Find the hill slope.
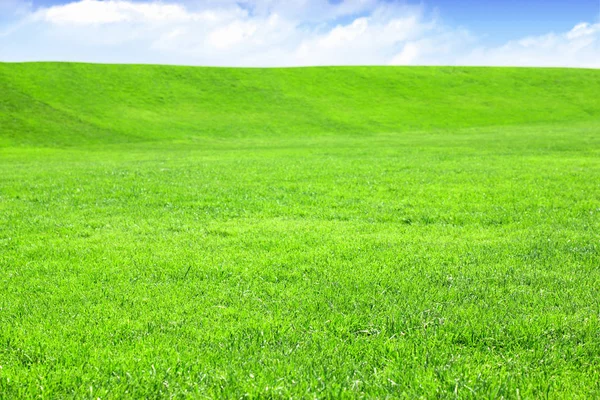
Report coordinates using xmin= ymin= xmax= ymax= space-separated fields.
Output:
xmin=1 ymin=63 xmax=600 ymax=146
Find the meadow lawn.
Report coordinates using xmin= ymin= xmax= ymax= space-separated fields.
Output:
xmin=1 ymin=63 xmax=599 ymax=398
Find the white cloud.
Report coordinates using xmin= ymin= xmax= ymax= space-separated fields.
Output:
xmin=0 ymin=0 xmax=598 ymax=68
xmin=292 ymin=11 xmax=438 ymax=66
xmin=37 ymin=0 xmax=189 ymax=24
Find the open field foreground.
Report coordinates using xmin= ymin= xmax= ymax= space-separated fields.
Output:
xmin=1 ymin=63 xmax=600 ymax=398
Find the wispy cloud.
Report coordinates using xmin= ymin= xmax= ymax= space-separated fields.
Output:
xmin=0 ymin=0 xmax=598 ymax=68
xmin=459 ymin=22 xmax=600 ymax=68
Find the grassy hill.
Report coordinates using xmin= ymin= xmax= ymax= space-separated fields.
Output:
xmin=1 ymin=63 xmax=599 ymax=398
xmin=2 ymin=63 xmax=600 ymax=146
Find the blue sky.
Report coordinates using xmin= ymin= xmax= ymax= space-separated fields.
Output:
xmin=21 ymin=0 xmax=600 ymax=41
xmin=437 ymin=0 xmax=599 ymax=43
xmin=1 ymin=0 xmax=599 ymax=67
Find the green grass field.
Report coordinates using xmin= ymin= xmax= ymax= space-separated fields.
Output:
xmin=1 ymin=63 xmax=599 ymax=398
